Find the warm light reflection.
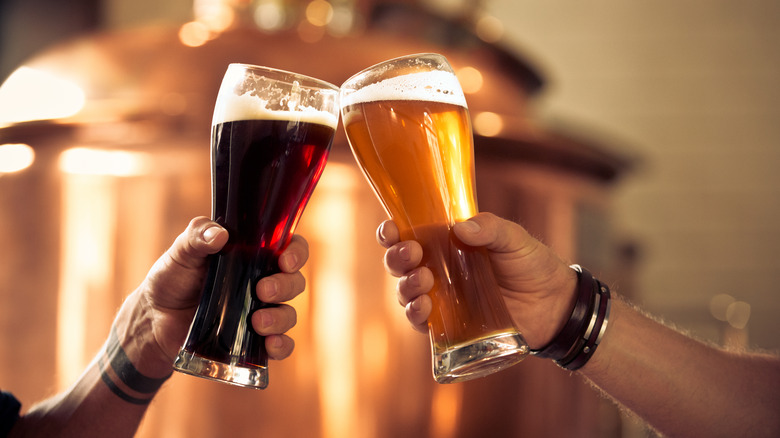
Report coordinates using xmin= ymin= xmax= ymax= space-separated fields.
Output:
xmin=473 ymin=111 xmax=504 ymax=137
xmin=179 ymin=21 xmax=212 ymax=47
xmin=254 ymin=0 xmax=286 ymax=31
xmin=193 ymin=0 xmax=235 ymax=32
xmin=361 ymin=320 xmax=389 ymax=384
xmin=430 ymin=383 xmax=462 ymax=438
xmin=710 ymin=293 xmax=751 ymax=329
xmin=475 ymin=14 xmax=504 ymax=43
xmin=328 ymin=4 xmax=355 ymax=35
xmin=0 ymin=67 xmax=86 ymax=124
xmin=456 ymin=66 xmax=483 ymax=94
xmin=57 ymin=173 xmax=116 ymax=389
xmin=309 ymin=164 xmax=359 ymax=438
xmin=726 ymin=301 xmax=751 ymax=329
xmin=59 ymin=147 xmax=150 ymax=176
xmin=0 ymin=143 xmax=35 ymax=173
xmin=709 ymin=293 xmax=735 ymax=321
xmin=305 ymin=0 xmax=334 ymax=27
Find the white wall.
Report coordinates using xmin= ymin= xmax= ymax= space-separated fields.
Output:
xmin=489 ymin=0 xmax=780 ymax=350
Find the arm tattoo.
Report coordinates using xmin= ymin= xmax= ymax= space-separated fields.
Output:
xmin=99 ymin=327 xmax=172 ymax=405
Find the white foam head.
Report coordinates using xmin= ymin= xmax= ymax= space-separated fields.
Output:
xmin=212 ymin=65 xmax=339 ymax=128
xmin=341 ymin=70 xmax=468 ymax=108
xmin=213 ymin=92 xmax=339 ymax=129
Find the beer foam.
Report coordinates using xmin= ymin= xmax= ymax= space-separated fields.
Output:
xmin=341 ymin=70 xmax=467 ymax=108
xmin=213 ymin=91 xmax=339 ymax=129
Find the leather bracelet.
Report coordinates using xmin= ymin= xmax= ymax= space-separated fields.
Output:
xmin=531 ymin=265 xmax=611 ymax=371
xmin=558 ymin=278 xmax=611 ymax=370
xmin=531 ymin=265 xmax=596 ymax=360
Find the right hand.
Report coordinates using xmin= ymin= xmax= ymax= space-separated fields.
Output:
xmin=377 ymin=212 xmax=578 ymax=349
xmin=138 ymin=217 xmax=308 ymax=372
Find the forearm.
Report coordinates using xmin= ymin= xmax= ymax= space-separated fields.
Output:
xmin=12 ymin=361 xmax=153 ymax=438
xmin=579 ymin=297 xmax=780 ymax=438
xmin=11 ymin=290 xmax=171 ymax=438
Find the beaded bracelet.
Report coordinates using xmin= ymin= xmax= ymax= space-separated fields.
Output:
xmin=531 ymin=265 xmax=612 ymax=371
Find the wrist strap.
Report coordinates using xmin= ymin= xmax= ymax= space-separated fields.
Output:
xmin=531 ymin=265 xmax=611 ymax=371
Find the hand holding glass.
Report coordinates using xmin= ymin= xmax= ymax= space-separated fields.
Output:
xmin=174 ymin=64 xmax=339 ymax=389
xmin=340 ymin=54 xmax=529 ymax=383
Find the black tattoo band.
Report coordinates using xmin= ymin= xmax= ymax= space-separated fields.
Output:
xmin=106 ymin=327 xmax=172 ymax=394
xmin=98 ymin=356 xmax=153 ymax=405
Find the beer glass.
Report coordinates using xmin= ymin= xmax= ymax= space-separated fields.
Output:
xmin=174 ymin=64 xmax=339 ymax=389
xmin=340 ymin=54 xmax=529 ymax=383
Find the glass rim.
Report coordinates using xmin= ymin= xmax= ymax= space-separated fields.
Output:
xmin=340 ymin=53 xmax=450 ymax=91
xmin=227 ymin=62 xmax=339 ymax=93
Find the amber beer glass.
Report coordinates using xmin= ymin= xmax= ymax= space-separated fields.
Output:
xmin=174 ymin=64 xmax=339 ymax=388
xmin=340 ymin=54 xmax=529 ymax=383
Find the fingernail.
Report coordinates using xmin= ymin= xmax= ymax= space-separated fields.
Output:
xmin=410 ymin=297 xmax=421 ymax=311
xmin=281 ymin=253 xmax=299 ymax=271
xmin=377 ymin=223 xmax=387 ymax=243
xmin=261 ymin=278 xmax=279 ymax=301
xmin=458 ymin=220 xmax=481 ymax=234
xmin=260 ymin=311 xmax=273 ymax=329
xmin=408 ymin=270 xmax=420 ymax=287
xmin=203 ymin=226 xmax=221 ymax=243
xmin=398 ymin=244 xmax=411 ymax=261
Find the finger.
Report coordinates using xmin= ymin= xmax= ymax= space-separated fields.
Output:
xmin=251 ymin=304 xmax=297 ymax=336
xmin=265 ymin=334 xmax=295 ymax=360
xmin=383 ymin=241 xmax=424 ymax=277
xmin=405 ymin=295 xmax=432 ymax=334
xmin=396 ymin=267 xmax=434 ymax=306
xmin=376 ymin=220 xmax=400 ymax=248
xmin=257 ymin=272 xmax=305 ymax=303
xmin=170 ymin=217 xmax=228 ymax=269
xmin=278 ymin=234 xmax=309 ymax=273
xmin=452 ymin=212 xmax=533 ymax=255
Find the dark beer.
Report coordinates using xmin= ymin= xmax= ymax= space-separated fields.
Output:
xmin=180 ymin=118 xmax=333 ymax=369
xmin=173 ymin=64 xmax=338 ymax=389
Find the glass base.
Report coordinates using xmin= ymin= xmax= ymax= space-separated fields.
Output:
xmin=173 ymin=350 xmax=268 ymax=389
xmin=432 ymin=331 xmax=529 ymax=384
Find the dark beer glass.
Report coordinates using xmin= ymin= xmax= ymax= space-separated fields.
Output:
xmin=174 ymin=64 xmax=339 ymax=389
xmin=340 ymin=54 xmax=529 ymax=383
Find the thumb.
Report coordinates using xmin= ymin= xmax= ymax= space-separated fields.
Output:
xmin=144 ymin=217 xmax=228 ymax=309
xmin=168 ymin=217 xmax=228 ymax=268
xmin=452 ymin=212 xmax=535 ymax=256
xmin=451 ymin=212 xmax=503 ymax=248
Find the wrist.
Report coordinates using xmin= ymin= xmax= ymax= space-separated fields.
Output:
xmin=531 ymin=265 xmax=612 ymax=371
xmin=545 ymin=263 xmax=579 ymax=346
xmin=99 ymin=291 xmax=173 ymax=404
xmin=117 ymin=290 xmax=176 ymax=376
xmin=525 ymin=262 xmax=578 ymax=350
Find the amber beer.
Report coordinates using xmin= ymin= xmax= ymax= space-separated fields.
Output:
xmin=341 ymin=54 xmax=529 ymax=383
xmin=174 ymin=64 xmax=339 ymax=389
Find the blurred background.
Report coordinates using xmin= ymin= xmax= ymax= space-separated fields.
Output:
xmin=1 ymin=0 xmax=778 ymax=437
